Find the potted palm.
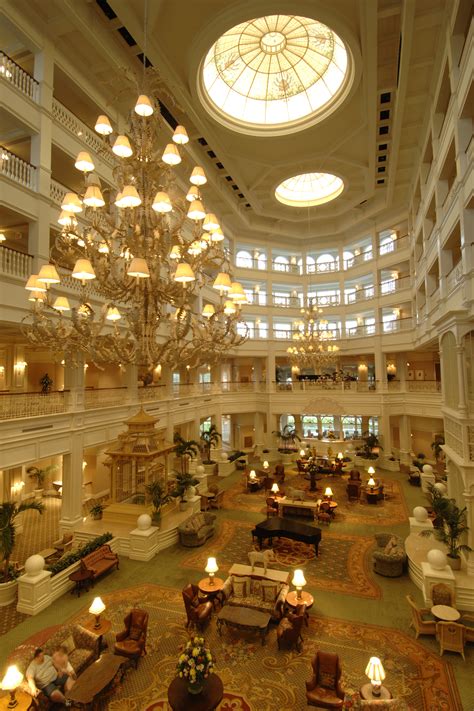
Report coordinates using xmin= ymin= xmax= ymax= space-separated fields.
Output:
xmin=0 ymin=500 xmax=44 ymax=605
xmin=26 ymin=463 xmax=58 ymax=498
xmin=145 ymin=480 xmax=172 ymax=525
xmin=273 ymin=425 xmax=301 ymax=463
xmin=89 ymin=502 xmax=105 ymax=521
xmin=171 ymin=472 xmax=200 ymax=510
xmin=421 ymin=498 xmax=472 ymax=570
xmin=174 ymin=433 xmax=199 ymax=475
xmin=200 ymin=424 xmax=221 ymax=474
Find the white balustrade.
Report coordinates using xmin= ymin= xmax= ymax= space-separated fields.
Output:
xmin=52 ymin=99 xmax=114 ymax=166
xmin=446 ymin=263 xmax=463 ymax=294
xmin=50 ymin=179 xmax=67 ymax=205
xmin=406 ymin=381 xmax=441 ymax=392
xmin=0 ymin=51 xmax=39 ymax=102
xmin=0 ymin=246 xmax=33 ymax=279
xmin=0 ymin=147 xmax=36 ymax=189
xmin=0 ymin=391 xmax=68 ymax=420
xmin=84 ymin=387 xmax=128 ymax=409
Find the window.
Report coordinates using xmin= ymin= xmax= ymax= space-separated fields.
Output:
xmin=320 ymin=415 xmax=335 ymax=433
xmin=365 ymin=317 xmax=376 ymax=334
xmin=221 ymin=415 xmax=231 ymax=444
xmin=200 ymin=417 xmax=211 ymax=435
xmin=274 ymin=322 xmax=292 ymax=338
xmin=315 ymin=289 xmax=339 ymax=306
xmin=368 ymin=417 xmax=379 ymax=435
xmin=344 ymin=287 xmax=356 ymax=304
xmin=341 ymin=416 xmax=362 ymax=437
xmin=238 ymin=322 xmax=255 ymax=338
xmin=273 ymin=255 xmax=289 ymax=272
xmin=172 ymin=372 xmax=180 ymax=384
xmin=345 ymin=319 xmax=358 ymax=335
xmin=236 ymin=250 xmax=253 ymax=268
xmin=256 ymin=253 xmax=267 ymax=270
xmin=343 ymin=250 xmax=354 ymax=269
xmin=302 ymin=415 xmax=318 ymax=437
xmin=382 ymin=313 xmax=398 ymax=332
xmin=379 ymin=233 xmax=397 ymax=255
xmin=280 ymin=414 xmax=295 ymax=431
xmin=363 ymin=245 xmax=373 ymax=261
xmin=316 ymin=253 xmax=336 ymax=272
xmin=381 ymin=279 xmax=396 ymax=295
xmin=199 ymin=371 xmax=211 ymax=384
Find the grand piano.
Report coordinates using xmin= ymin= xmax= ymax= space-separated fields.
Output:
xmin=251 ymin=517 xmax=322 ymax=556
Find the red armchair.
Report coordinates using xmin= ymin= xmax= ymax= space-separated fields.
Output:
xmin=182 ymin=583 xmax=213 ymax=630
xmin=306 ymin=651 xmax=345 ymax=709
xmin=114 ymin=608 xmax=149 ymax=667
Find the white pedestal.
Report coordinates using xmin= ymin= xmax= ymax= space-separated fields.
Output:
xmin=129 ymin=526 xmax=159 ymax=561
xmin=421 ymin=471 xmax=436 ymax=494
xmin=218 ymin=460 xmax=234 ymax=477
xmin=409 ymin=518 xmax=434 ymax=534
xmin=421 ymin=562 xmax=456 ymax=606
xmin=195 ymin=478 xmax=208 ymax=495
xmin=17 ymin=570 xmax=52 ymax=615
xmin=184 ymin=495 xmax=201 ymax=514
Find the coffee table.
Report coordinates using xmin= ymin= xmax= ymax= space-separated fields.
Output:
xmin=431 ymin=604 xmax=461 ymax=621
xmin=168 ymin=673 xmax=223 ymax=711
xmin=360 ymin=683 xmax=392 ymax=700
xmin=217 ymin=606 xmax=271 ymax=645
xmin=66 ymin=653 xmax=124 ymax=708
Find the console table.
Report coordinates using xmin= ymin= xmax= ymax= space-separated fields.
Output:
xmin=278 ymin=498 xmax=319 ymax=518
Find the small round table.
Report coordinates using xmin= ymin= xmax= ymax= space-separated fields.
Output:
xmin=0 ymin=689 xmax=34 ymax=710
xmin=365 ymin=488 xmax=380 ymax=505
xmin=360 ymin=683 xmax=392 ymax=700
xmin=286 ymin=590 xmax=314 ymax=626
xmin=69 ymin=569 xmax=93 ymax=597
xmin=431 ymin=604 xmax=461 ymax=621
xmin=198 ymin=577 xmax=225 ymax=610
xmin=168 ymin=673 xmax=224 ymax=711
xmin=83 ymin=618 xmax=112 ymax=656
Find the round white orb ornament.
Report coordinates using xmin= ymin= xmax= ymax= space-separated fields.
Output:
xmin=24 ymin=554 xmax=45 ymax=577
xmin=137 ymin=514 xmax=152 ymax=530
xmin=422 ymin=464 xmax=434 ymax=475
xmin=196 ymin=465 xmax=205 ymax=475
xmin=427 ymin=549 xmax=447 ymax=570
xmin=220 ymin=452 xmax=228 ymax=461
xmin=413 ymin=506 xmax=429 ymax=522
xmin=434 ymin=482 xmax=447 ymax=495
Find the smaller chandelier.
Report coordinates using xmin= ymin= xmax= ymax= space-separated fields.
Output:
xmin=287 ymin=303 xmax=339 ymax=371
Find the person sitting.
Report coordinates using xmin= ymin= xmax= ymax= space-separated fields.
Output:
xmin=26 ymin=647 xmax=75 ymax=705
xmin=52 ymin=645 xmax=76 ymax=683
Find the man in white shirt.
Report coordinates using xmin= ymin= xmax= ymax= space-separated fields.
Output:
xmin=26 ymin=647 xmax=73 ymax=705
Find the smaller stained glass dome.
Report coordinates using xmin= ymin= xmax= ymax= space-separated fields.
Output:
xmin=275 ymin=172 xmax=344 ymax=207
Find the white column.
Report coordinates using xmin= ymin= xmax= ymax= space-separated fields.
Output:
xmin=399 ymin=414 xmax=412 ymax=464
xmin=60 ymin=434 xmax=84 ymax=530
xmin=455 ymin=345 xmax=467 ymax=415
xmin=64 ymin=357 xmax=85 ymax=411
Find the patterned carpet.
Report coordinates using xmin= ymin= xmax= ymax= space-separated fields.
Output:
xmin=181 ymin=519 xmax=381 ymax=599
xmin=8 ymin=583 xmax=462 ymax=711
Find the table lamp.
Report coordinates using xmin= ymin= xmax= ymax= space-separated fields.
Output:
xmin=205 ymin=556 xmax=218 ymax=585
xmin=337 ymin=452 xmax=344 ymax=461
xmin=300 ymin=449 xmax=306 ymax=457
xmin=271 ymin=482 xmax=279 ymax=497
xmin=1 ymin=665 xmax=23 ymax=708
xmin=367 ymin=465 xmax=375 ymax=476
xmin=292 ymin=569 xmax=306 ymax=599
xmin=249 ymin=470 xmax=257 ymax=481
xmin=263 ymin=460 xmax=269 ymax=470
xmin=324 ymin=487 xmax=333 ymax=500
xmin=365 ymin=656 xmax=385 ymax=696
xmin=367 ymin=477 xmax=376 ymax=490
xmin=89 ymin=596 xmax=106 ymax=628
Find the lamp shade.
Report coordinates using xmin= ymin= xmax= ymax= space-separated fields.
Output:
xmin=28 ymin=290 xmax=46 ymax=302
xmin=213 ymin=272 xmax=232 ymax=292
xmin=367 ymin=477 xmax=376 ymax=487
xmin=365 ymin=657 xmax=385 ymax=683
xmin=106 ymin=306 xmax=121 ymax=321
xmin=162 ymin=143 xmax=181 ymax=165
xmin=37 ymin=264 xmax=60 ymax=284
xmin=74 ymin=151 xmax=95 ymax=172
xmin=229 ymin=281 xmax=246 ymax=303
xmin=202 ymin=304 xmax=215 ymax=318
xmin=53 ymin=296 xmax=71 ymax=312
xmin=186 ymin=185 xmax=200 ymax=202
xmin=172 ymin=125 xmax=189 ymax=144
xmin=337 ymin=452 xmax=343 ymax=460
xmin=152 ymin=191 xmax=172 ymax=213
xmin=120 ymin=185 xmax=141 ymax=208
xmin=202 ymin=213 xmax=220 ymax=232
xmin=324 ymin=487 xmax=333 ymax=497
xmin=83 ymin=185 xmax=105 ymax=207
xmin=187 ymin=199 xmax=206 ymax=221
xmin=112 ymin=135 xmax=133 ymax=158
xmin=134 ymin=94 xmax=153 ymax=116
xmin=61 ymin=192 xmax=83 ymax=213
xmin=223 ymin=300 xmax=236 ymax=315
xmin=89 ymin=596 xmax=106 ymax=616
xmin=98 ymin=242 xmax=109 ymax=253
xmin=72 ymin=259 xmax=96 ymax=281
xmin=95 ymin=114 xmax=113 ymax=135
xmin=169 ymin=245 xmax=181 ymax=260
xmin=300 ymin=449 xmax=306 ymax=457
xmin=58 ymin=210 xmax=76 ymax=227
xmin=25 ymin=274 xmax=47 ymax=292
xmin=187 ymin=240 xmax=202 ymax=255
xmin=210 ymin=227 xmax=225 ymax=242
xmin=127 ymin=258 xmax=150 ymax=278
xmin=249 ymin=470 xmax=257 ymax=480
xmin=174 ymin=262 xmax=195 ymax=283
xmin=263 ymin=460 xmax=269 ymax=469
xmin=205 ymin=557 xmax=218 ymax=575
xmin=190 ymin=166 xmax=207 ymax=185
xmin=271 ymin=483 xmax=279 ymax=494
xmin=292 ymin=569 xmax=306 ymax=588
xmin=1 ymin=665 xmax=23 ymax=691
xmin=368 ymin=466 xmax=375 ymax=475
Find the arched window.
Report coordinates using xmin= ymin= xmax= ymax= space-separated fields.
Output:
xmin=316 ymin=254 xmax=335 ymax=272
xmin=236 ymin=250 xmax=252 ymax=268
xmin=257 ymin=253 xmax=267 ymax=270
xmin=379 ymin=233 xmax=396 ymax=255
xmin=273 ymin=255 xmax=289 ymax=272
xmin=343 ymin=250 xmax=354 ymax=269
xmin=363 ymin=244 xmax=373 ymax=261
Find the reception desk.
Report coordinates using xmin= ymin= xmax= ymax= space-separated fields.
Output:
xmin=303 ymin=439 xmax=362 ymax=456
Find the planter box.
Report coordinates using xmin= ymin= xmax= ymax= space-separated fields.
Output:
xmin=382 ymin=459 xmax=400 ymax=472
xmin=218 ymin=460 xmax=234 ymax=477
xmin=0 ymin=579 xmax=18 ymax=607
xmin=202 ymin=462 xmax=217 ymax=476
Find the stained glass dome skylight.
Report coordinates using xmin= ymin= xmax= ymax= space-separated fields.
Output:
xmin=275 ymin=173 xmax=344 ymax=207
xmin=201 ymin=15 xmax=349 ymax=133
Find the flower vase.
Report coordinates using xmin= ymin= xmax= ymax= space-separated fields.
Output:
xmin=187 ymin=681 xmax=204 ymax=695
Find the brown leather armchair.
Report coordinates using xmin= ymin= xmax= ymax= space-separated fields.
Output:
xmin=346 ymin=481 xmax=361 ymax=501
xmin=305 ymin=650 xmax=344 ymax=709
xmin=114 ymin=608 xmax=149 ymax=667
xmin=277 ymin=604 xmax=305 ymax=651
xmin=182 ymin=583 xmax=213 ymax=630
xmin=274 ymin=464 xmax=285 ymax=483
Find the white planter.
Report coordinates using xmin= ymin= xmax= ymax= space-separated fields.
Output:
xmin=383 ymin=459 xmax=399 ymax=471
xmin=0 ymin=579 xmax=18 ymax=607
xmin=203 ymin=462 xmax=217 ymax=476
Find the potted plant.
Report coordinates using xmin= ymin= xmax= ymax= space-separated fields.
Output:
xmin=145 ymin=480 xmax=172 ymax=524
xmin=176 ymin=635 xmax=214 ymax=695
xmin=412 ymin=453 xmax=426 ymax=471
xmin=200 ymin=424 xmax=221 ymax=471
xmin=0 ymin=500 xmax=44 ymax=605
xmin=431 ymin=435 xmax=445 ymax=462
xmin=89 ymin=502 xmax=105 ymax=521
xmin=26 ymin=463 xmax=58 ymax=498
xmin=171 ymin=472 xmax=200 ymax=510
xmin=424 ymin=482 xmax=450 ymax=528
xmin=272 ymin=425 xmax=301 ymax=456
xmin=421 ymin=499 xmax=472 ymax=570
xmin=359 ymin=431 xmax=382 ymax=460
xmin=174 ymin=433 xmax=199 ymax=475
xmin=40 ymin=373 xmax=53 ymax=393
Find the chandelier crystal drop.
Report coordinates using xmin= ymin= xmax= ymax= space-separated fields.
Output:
xmin=23 ymin=95 xmax=247 ymax=368
xmin=287 ymin=302 xmax=340 ymax=371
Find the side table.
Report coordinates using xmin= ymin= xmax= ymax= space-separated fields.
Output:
xmin=198 ymin=577 xmax=224 ymax=610
xmin=83 ymin=618 xmax=112 ymax=657
xmin=168 ymin=673 xmax=223 ymax=711
xmin=360 ymin=683 xmax=392 ymax=700
xmin=0 ymin=689 xmax=35 ymax=710
xmin=69 ymin=569 xmax=93 ymax=597
xmin=286 ymin=590 xmax=314 ymax=627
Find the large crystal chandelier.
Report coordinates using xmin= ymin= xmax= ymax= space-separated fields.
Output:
xmin=23 ymin=95 xmax=247 ymax=368
xmin=287 ymin=303 xmax=339 ymax=371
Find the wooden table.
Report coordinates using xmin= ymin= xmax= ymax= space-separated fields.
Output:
xmin=69 ymin=569 xmax=93 ymax=597
xmin=360 ymin=683 xmax=392 ymax=700
xmin=83 ymin=618 xmax=112 ymax=656
xmin=217 ymin=606 xmax=271 ymax=645
xmin=0 ymin=689 xmax=34 ymax=710
xmin=66 ymin=654 xmax=124 ymax=709
xmin=431 ymin=604 xmax=461 ymax=621
xmin=200 ymin=492 xmax=216 ymax=511
xmin=286 ymin=590 xmax=314 ymax=626
xmin=365 ymin=488 xmax=381 ymax=504
xmin=198 ymin=577 xmax=224 ymax=609
xmin=168 ymin=673 xmax=223 ymax=711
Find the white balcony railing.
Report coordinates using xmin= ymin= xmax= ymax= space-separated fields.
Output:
xmin=0 ymin=246 xmax=33 ymax=279
xmin=51 ymin=99 xmax=115 ymax=167
xmin=275 ymin=380 xmax=377 ymax=393
xmin=406 ymin=380 xmax=441 ymax=392
xmin=1 ymin=147 xmax=36 ymax=190
xmin=446 ymin=263 xmax=463 ymax=294
xmin=0 ymin=391 xmax=69 ymax=420
xmin=84 ymin=387 xmax=128 ymax=409
xmin=0 ymin=51 xmax=39 ymax=102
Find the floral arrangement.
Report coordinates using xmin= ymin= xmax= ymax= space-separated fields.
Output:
xmin=176 ymin=636 xmax=214 ymax=687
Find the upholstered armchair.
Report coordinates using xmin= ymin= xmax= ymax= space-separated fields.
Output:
xmin=348 ymin=469 xmax=361 ymax=481
xmin=182 ymin=583 xmax=213 ymax=630
xmin=305 ymin=650 xmax=345 ymax=709
xmin=346 ymin=481 xmax=361 ymax=501
xmin=372 ymin=533 xmax=406 ymax=577
xmin=277 ymin=604 xmax=305 ymax=651
xmin=317 ymin=501 xmax=332 ymax=525
xmin=405 ymin=595 xmax=436 ymax=639
xmin=208 ymin=484 xmax=224 ymax=509
xmin=114 ymin=608 xmax=149 ymax=667
xmin=274 ymin=464 xmax=285 ymax=483
xmin=266 ymin=497 xmax=278 ymax=516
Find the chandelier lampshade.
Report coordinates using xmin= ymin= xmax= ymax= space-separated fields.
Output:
xmin=190 ymin=166 xmax=207 ymax=185
xmin=75 ymin=151 xmax=95 ymax=172
xmin=127 ymin=258 xmax=150 ymax=278
xmin=174 ymin=262 xmax=195 ymax=283
xmin=120 ymin=185 xmax=141 ymax=208
xmin=112 ymin=135 xmax=133 ymax=158
xmin=202 ymin=304 xmax=215 ymax=318
xmin=61 ymin=192 xmax=83 ymax=213
xmin=106 ymin=306 xmax=121 ymax=321
xmin=172 ymin=125 xmax=189 ymax=144
xmin=186 ymin=185 xmax=200 ymax=202
xmin=224 ymin=300 xmax=236 ymax=315
xmin=213 ymin=272 xmax=232 ymax=293
xmin=169 ymin=245 xmax=181 ymax=260
xmin=37 ymin=264 xmax=60 ymax=284
xmin=134 ymin=94 xmax=154 ymax=116
xmin=94 ymin=114 xmax=113 ymax=135
xmin=25 ymin=274 xmax=47 ymax=292
xmin=203 ymin=213 xmax=220 ymax=232
xmin=58 ymin=210 xmax=76 ymax=227
xmin=53 ymin=296 xmax=71 ymax=312
xmin=187 ymin=199 xmax=206 ymax=221
xmin=83 ymin=185 xmax=105 ymax=207
xmin=152 ymin=191 xmax=172 ymax=213
xmin=72 ymin=259 xmax=96 ymax=281
xmin=210 ymin=228 xmax=225 ymax=242
xmin=162 ymin=143 xmax=181 ymax=165
xmin=229 ymin=282 xmax=246 ymax=303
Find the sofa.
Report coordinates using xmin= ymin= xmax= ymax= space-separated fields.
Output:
xmin=80 ymin=543 xmax=119 ymax=580
xmin=178 ymin=512 xmax=216 ymax=547
xmin=372 ymin=533 xmax=406 ymax=577
xmin=221 ymin=572 xmax=289 ymax=621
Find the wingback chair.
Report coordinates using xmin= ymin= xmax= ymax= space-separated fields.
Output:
xmin=346 ymin=481 xmax=361 ymax=501
xmin=275 ymin=464 xmax=285 ymax=483
xmin=348 ymin=470 xmax=361 ymax=481
xmin=114 ymin=608 xmax=149 ymax=667
xmin=405 ymin=594 xmax=437 ymax=639
xmin=431 ymin=582 xmax=455 ymax=607
xmin=277 ymin=604 xmax=305 ymax=651
xmin=305 ymin=650 xmax=345 ymax=709
xmin=182 ymin=583 xmax=213 ymax=630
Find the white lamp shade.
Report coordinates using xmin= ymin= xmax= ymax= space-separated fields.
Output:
xmin=72 ymin=259 xmax=96 ymax=280
xmin=205 ymin=557 xmax=218 ymax=575
xmin=368 ymin=466 xmax=375 ymax=475
xmin=28 ymin=290 xmax=46 ymax=302
xmin=337 ymin=452 xmax=344 ymax=459
xmin=210 ymin=227 xmax=225 ymax=242
xmin=187 ymin=199 xmax=206 ymax=221
xmin=152 ymin=191 xmax=172 ymax=213
xmin=106 ymin=306 xmax=121 ymax=321
xmin=249 ymin=470 xmax=256 ymax=479
xmin=367 ymin=477 xmax=376 ymax=487
xmin=223 ymin=300 xmax=236 ymax=315
xmin=37 ymin=264 xmax=60 ymax=284
xmin=169 ymin=245 xmax=181 ymax=260
xmin=1 ymin=665 xmax=23 ymax=691
xmin=229 ymin=282 xmax=246 ymax=303
xmin=263 ymin=461 xmax=269 ymax=469
xmin=120 ymin=185 xmax=141 ymax=208
xmin=162 ymin=143 xmax=181 ymax=165
xmin=187 ymin=240 xmax=202 ymax=255
xmin=365 ymin=657 xmax=385 ymax=683
xmin=98 ymin=242 xmax=109 ymax=253
xmin=271 ymin=483 xmax=279 ymax=494
xmin=95 ymin=114 xmax=113 ymax=135
xmin=172 ymin=125 xmax=189 ymax=144
xmin=53 ymin=296 xmax=71 ymax=311
xmin=114 ymin=191 xmax=124 ymax=207
xmin=83 ymin=185 xmax=105 ymax=207
xmin=202 ymin=213 xmax=220 ymax=232
xmin=0 ymin=232 xmax=5 ymax=242
xmin=112 ymin=135 xmax=133 ymax=158
xmin=89 ymin=596 xmax=106 ymax=616
xmin=58 ymin=210 xmax=76 ymax=227
xmin=25 ymin=274 xmax=47 ymax=292
xmin=292 ymin=569 xmax=306 ymax=588
xmin=61 ymin=192 xmax=83 ymax=213
xmin=186 ymin=185 xmax=200 ymax=202
xmin=202 ymin=304 xmax=215 ymax=318
xmin=324 ymin=487 xmax=333 ymax=497
xmin=127 ymin=257 xmax=150 ymax=278
xmin=75 ymin=151 xmax=95 ymax=172
xmin=134 ymin=94 xmax=153 ymax=116
xmin=213 ymin=272 xmax=232 ymax=292
xmin=190 ymin=166 xmax=207 ymax=185
xmin=174 ymin=262 xmax=195 ymax=283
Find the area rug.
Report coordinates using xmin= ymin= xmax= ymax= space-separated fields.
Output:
xmin=181 ymin=519 xmax=381 ymax=599
xmin=9 ymin=583 xmax=462 ymax=711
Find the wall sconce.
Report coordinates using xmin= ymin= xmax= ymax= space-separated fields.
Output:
xmin=154 ymin=363 xmax=162 ymax=378
xmin=14 ymin=361 xmax=27 ymax=372
xmin=84 ymin=363 xmax=89 ymax=370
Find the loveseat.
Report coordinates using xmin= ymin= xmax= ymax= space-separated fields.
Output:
xmin=372 ymin=533 xmax=406 ymax=577
xmin=221 ymin=573 xmax=289 ymax=621
xmin=80 ymin=543 xmax=119 ymax=580
xmin=178 ymin=512 xmax=216 ymax=547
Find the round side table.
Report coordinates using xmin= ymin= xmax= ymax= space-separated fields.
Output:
xmin=0 ymin=689 xmax=34 ymax=710
xmin=198 ymin=577 xmax=224 ymax=610
xmin=69 ymin=569 xmax=93 ymax=597
xmin=168 ymin=673 xmax=224 ymax=711
xmin=431 ymin=604 xmax=461 ymax=621
xmin=286 ymin=590 xmax=314 ymax=626
xmin=83 ymin=618 xmax=112 ymax=656
xmin=360 ymin=683 xmax=392 ymax=700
